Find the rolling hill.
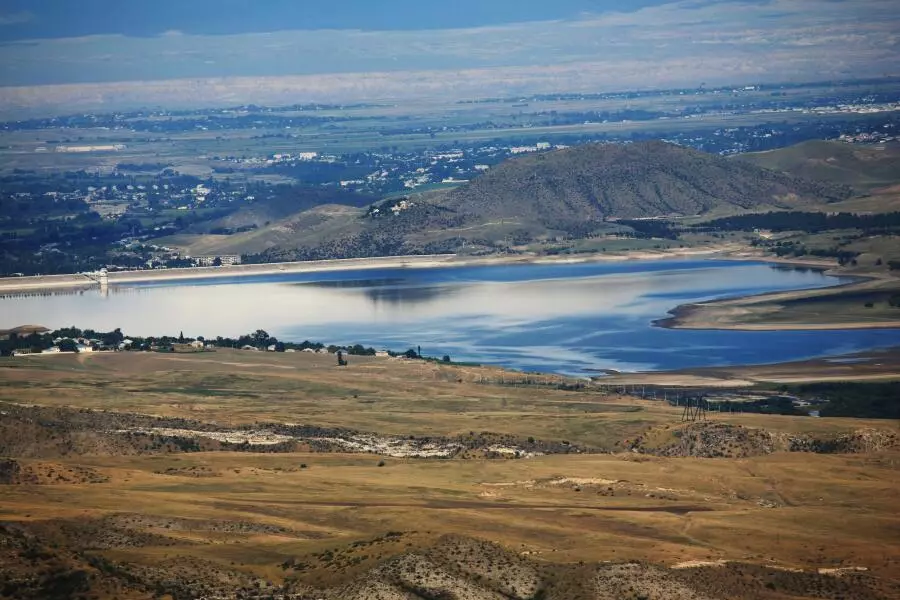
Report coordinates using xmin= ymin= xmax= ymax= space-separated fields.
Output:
xmin=443 ymin=141 xmax=850 ymax=227
xmin=198 ymin=186 xmax=374 ymax=233
xmin=157 ymin=204 xmax=366 ymax=256
xmin=158 ymin=141 xmax=856 ymax=259
xmin=736 ymin=140 xmax=900 ymax=192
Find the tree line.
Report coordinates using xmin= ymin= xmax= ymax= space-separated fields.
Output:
xmin=696 ymin=211 xmax=900 ymax=234
xmin=1 ymin=326 xmax=449 ymax=364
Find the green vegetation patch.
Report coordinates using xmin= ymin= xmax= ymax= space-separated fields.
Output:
xmin=766 ymin=381 xmax=900 ymax=419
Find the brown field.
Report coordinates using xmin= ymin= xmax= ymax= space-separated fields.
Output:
xmin=1 ymin=350 xmax=899 ymax=599
xmin=659 ymin=275 xmax=900 ymax=331
xmin=598 ymin=347 xmax=900 ymax=388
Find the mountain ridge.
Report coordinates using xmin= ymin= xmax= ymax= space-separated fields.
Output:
xmin=443 ymin=140 xmax=851 ymax=226
xmin=160 ymin=140 xmax=857 ymax=258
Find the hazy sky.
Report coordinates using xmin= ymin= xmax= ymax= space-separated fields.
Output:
xmin=0 ymin=0 xmax=898 ymax=114
xmin=0 ymin=0 xmax=673 ymax=40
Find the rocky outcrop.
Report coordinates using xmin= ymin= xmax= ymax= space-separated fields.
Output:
xmin=628 ymin=423 xmax=898 ymax=458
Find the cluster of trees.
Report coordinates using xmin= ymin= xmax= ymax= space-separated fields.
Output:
xmin=763 ymin=240 xmax=861 ymax=265
xmin=205 ymin=330 xmax=381 ymax=355
xmin=774 ymin=382 xmax=900 ymax=419
xmin=617 ymin=219 xmax=679 ymax=240
xmin=0 ymin=326 xmax=127 ymax=356
xmin=1 ymin=325 xmax=457 ymax=368
xmin=698 ymin=211 xmax=900 ymax=234
xmin=706 ymin=396 xmax=807 ymax=416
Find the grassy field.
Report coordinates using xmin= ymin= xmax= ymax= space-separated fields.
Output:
xmin=4 ymin=350 xmax=890 ymax=445
xmin=1 ymin=351 xmax=899 ymax=598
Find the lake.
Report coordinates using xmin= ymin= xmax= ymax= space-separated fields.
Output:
xmin=2 ymin=259 xmax=897 ymax=375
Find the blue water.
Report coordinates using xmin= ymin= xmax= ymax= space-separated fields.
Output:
xmin=2 ymin=259 xmax=896 ymax=375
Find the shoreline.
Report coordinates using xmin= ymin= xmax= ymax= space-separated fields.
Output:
xmin=655 ymin=271 xmax=900 ymax=331
xmin=593 ymin=346 xmax=900 ymax=388
xmin=0 ymin=246 xmax=734 ymax=293
xmin=2 ymin=245 xmax=897 ymax=332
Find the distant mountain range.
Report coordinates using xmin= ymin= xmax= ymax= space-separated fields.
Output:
xmin=161 ymin=140 xmax=867 ymax=259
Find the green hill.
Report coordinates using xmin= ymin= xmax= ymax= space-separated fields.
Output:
xmin=736 ymin=140 xmax=900 ymax=192
xmin=159 ymin=141 xmax=857 ymax=260
xmin=159 ymin=204 xmax=366 ymax=256
xmin=199 ymin=186 xmax=374 ymax=233
xmin=443 ymin=141 xmax=850 ymax=229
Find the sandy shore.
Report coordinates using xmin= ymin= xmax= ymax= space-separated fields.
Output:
xmin=656 ymin=274 xmax=900 ymax=331
xmin=0 ymin=246 xmax=733 ymax=293
xmin=596 ymin=347 xmax=900 ymax=388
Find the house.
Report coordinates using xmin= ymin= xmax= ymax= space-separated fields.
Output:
xmin=118 ymin=339 xmax=134 ymax=350
xmin=266 ymin=344 xmax=278 ymax=352
xmin=189 ymin=340 xmax=205 ymax=350
xmin=76 ymin=344 xmax=93 ymax=353
xmin=241 ymin=345 xmax=259 ymax=351
xmin=375 ymin=350 xmax=390 ymax=358
xmin=301 ymin=348 xmax=316 ymax=353
xmin=316 ymin=348 xmax=330 ymax=354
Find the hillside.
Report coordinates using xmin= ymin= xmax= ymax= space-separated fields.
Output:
xmin=165 ymin=204 xmax=366 ymax=256
xmin=158 ymin=141 xmax=858 ymax=259
xmin=737 ymin=140 xmax=900 ymax=192
xmin=443 ymin=141 xmax=850 ymax=227
xmin=2 ymin=351 xmax=899 ymax=599
xmin=199 ymin=186 xmax=373 ymax=232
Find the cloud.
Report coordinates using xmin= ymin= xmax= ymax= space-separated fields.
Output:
xmin=0 ymin=11 xmax=33 ymax=26
xmin=0 ymin=0 xmax=898 ymax=115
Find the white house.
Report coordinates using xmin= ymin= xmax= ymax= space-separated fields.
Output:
xmin=189 ymin=340 xmax=205 ymax=349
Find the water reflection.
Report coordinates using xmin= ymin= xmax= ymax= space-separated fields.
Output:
xmin=1 ymin=260 xmax=896 ymax=374
xmin=363 ymin=285 xmax=454 ymax=306
xmin=294 ymin=278 xmax=454 ymax=306
xmin=0 ymin=286 xmax=95 ymax=300
xmin=294 ymin=278 xmax=408 ymax=289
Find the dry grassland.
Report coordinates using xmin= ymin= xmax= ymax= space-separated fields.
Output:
xmin=1 ymin=350 xmax=899 ymax=598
